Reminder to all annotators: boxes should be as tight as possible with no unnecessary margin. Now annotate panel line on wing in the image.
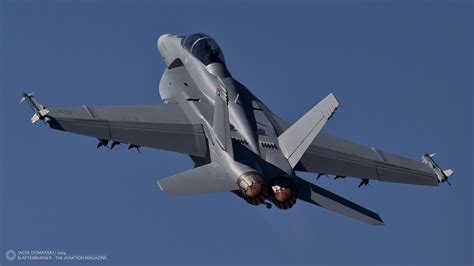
[371,147,387,162]
[83,105,96,119]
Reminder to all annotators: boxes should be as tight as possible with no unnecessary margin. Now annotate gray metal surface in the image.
[157,162,238,195]
[296,176,384,225]
[278,93,338,168]
[47,103,207,157]
[298,133,439,186]
[22,32,452,225]
[268,111,440,186]
[213,81,232,154]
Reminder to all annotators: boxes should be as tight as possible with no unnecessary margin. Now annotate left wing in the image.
[21,93,208,157]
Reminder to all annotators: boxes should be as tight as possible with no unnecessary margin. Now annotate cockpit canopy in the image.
[182,33,225,66]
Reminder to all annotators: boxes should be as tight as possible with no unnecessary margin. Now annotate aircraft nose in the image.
[157,34,171,47]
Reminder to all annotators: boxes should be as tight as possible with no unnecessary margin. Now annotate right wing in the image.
[296,133,439,186]
[262,106,440,186]
[22,93,208,157]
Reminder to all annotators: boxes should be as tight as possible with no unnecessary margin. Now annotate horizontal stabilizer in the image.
[157,162,238,195]
[295,176,384,225]
[278,93,338,168]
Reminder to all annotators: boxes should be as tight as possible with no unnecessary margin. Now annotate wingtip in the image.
[373,215,385,226]
[327,92,338,104]
[365,211,384,225]
[20,92,30,103]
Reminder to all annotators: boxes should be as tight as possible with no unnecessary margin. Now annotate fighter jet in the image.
[21,33,454,225]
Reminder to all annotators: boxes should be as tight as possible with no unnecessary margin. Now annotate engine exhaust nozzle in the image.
[270,177,297,209]
[272,186,294,203]
[237,171,268,204]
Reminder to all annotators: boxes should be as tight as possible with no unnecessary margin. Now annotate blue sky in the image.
[1,1,472,265]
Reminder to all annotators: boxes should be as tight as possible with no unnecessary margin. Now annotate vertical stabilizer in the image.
[213,77,233,157]
[278,93,338,168]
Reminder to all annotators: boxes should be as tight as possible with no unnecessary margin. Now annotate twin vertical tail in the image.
[212,77,233,157]
[278,93,339,168]
[158,78,240,196]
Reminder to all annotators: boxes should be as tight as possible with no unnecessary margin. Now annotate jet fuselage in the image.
[157,33,296,208]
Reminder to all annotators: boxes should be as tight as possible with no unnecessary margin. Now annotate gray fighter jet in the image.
[22,33,454,225]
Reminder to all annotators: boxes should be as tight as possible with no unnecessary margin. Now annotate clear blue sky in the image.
[1,1,472,265]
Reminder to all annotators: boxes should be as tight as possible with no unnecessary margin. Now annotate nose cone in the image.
[156,34,184,66]
[157,34,172,60]
[157,34,171,48]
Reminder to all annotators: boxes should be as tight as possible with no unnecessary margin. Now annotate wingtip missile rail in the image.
[20,92,50,124]
[421,153,454,184]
